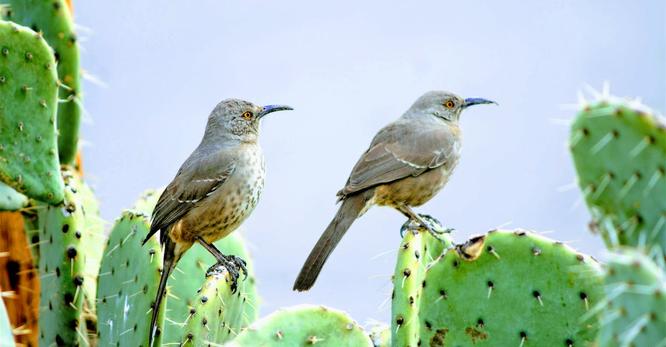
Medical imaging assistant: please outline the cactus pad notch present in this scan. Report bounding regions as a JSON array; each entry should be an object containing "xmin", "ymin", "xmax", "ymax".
[{"xmin": 0, "ymin": 20, "xmax": 62, "ymax": 204}]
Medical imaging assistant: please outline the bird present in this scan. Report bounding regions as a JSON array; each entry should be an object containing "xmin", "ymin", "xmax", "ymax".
[
  {"xmin": 142, "ymin": 99, "xmax": 292, "ymax": 345},
  {"xmin": 293, "ymin": 90, "xmax": 496, "ymax": 291}
]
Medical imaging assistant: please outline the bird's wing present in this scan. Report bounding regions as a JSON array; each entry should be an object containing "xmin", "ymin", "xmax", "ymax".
[
  {"xmin": 144, "ymin": 153, "xmax": 236, "ymax": 245},
  {"xmin": 340, "ymin": 121, "xmax": 458, "ymax": 196}
]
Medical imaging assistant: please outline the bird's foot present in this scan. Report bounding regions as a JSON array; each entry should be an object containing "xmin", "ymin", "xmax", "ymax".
[
  {"xmin": 205, "ymin": 255, "xmax": 248, "ymax": 293},
  {"xmin": 416, "ymin": 214, "xmax": 454, "ymax": 240},
  {"xmin": 400, "ymin": 219, "xmax": 420, "ymax": 237}
]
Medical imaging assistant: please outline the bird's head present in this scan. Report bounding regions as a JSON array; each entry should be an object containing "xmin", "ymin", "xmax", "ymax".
[
  {"xmin": 406, "ymin": 91, "xmax": 496, "ymax": 122},
  {"xmin": 206, "ymin": 99, "xmax": 293, "ymax": 143}
]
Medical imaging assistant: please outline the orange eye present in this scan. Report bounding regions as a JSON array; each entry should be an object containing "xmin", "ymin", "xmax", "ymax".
[
  {"xmin": 444, "ymin": 100, "xmax": 455, "ymax": 109},
  {"xmin": 242, "ymin": 111, "xmax": 254, "ymax": 120}
]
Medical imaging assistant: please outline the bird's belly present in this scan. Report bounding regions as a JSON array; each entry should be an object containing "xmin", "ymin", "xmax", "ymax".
[
  {"xmin": 180, "ymin": 170, "xmax": 264, "ymax": 243},
  {"xmin": 374, "ymin": 167, "xmax": 450, "ymax": 207}
]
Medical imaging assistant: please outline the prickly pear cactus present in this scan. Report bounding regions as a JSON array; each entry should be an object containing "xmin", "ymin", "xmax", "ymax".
[
  {"xmin": 0, "ymin": 21, "xmax": 63, "ymax": 204},
  {"xmin": 131, "ymin": 189, "xmax": 160, "ymax": 218},
  {"xmin": 96, "ymin": 210, "xmax": 163, "ymax": 347},
  {"xmin": 164, "ymin": 233, "xmax": 259, "ymax": 345},
  {"xmin": 37, "ymin": 170, "xmax": 91, "ymax": 345},
  {"xmin": 0, "ymin": 296, "xmax": 14, "ymax": 346},
  {"xmin": 598, "ymin": 249, "xmax": 666, "ymax": 347},
  {"xmin": 391, "ymin": 226, "xmax": 452, "ymax": 346},
  {"xmin": 402, "ymin": 230, "xmax": 604, "ymax": 347},
  {"xmin": 0, "ymin": 182, "xmax": 26, "ymax": 211},
  {"xmin": 227, "ymin": 305, "xmax": 374, "ymax": 347},
  {"xmin": 2, "ymin": 0, "xmax": 82, "ymax": 165},
  {"xmin": 69, "ymin": 171, "xmax": 104, "ymax": 315},
  {"xmin": 570, "ymin": 97, "xmax": 666, "ymax": 262},
  {"xmin": 178, "ymin": 268, "xmax": 254, "ymax": 346},
  {"xmin": 368, "ymin": 322, "xmax": 391, "ymax": 347}
]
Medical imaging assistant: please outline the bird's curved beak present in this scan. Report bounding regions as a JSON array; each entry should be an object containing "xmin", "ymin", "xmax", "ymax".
[
  {"xmin": 258, "ymin": 105, "xmax": 293, "ymax": 119},
  {"xmin": 462, "ymin": 98, "xmax": 498, "ymax": 109}
]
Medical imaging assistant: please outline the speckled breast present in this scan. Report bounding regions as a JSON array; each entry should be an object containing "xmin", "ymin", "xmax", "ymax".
[{"xmin": 182, "ymin": 146, "xmax": 265, "ymax": 243}]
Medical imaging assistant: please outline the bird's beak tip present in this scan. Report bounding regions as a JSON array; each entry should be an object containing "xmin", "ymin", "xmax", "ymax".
[
  {"xmin": 463, "ymin": 97, "xmax": 498, "ymax": 109},
  {"xmin": 259, "ymin": 105, "xmax": 293, "ymax": 118}
]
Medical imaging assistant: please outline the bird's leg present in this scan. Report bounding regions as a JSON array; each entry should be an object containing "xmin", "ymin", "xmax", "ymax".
[
  {"xmin": 196, "ymin": 237, "xmax": 248, "ymax": 292},
  {"xmin": 396, "ymin": 205, "xmax": 447, "ymax": 239}
]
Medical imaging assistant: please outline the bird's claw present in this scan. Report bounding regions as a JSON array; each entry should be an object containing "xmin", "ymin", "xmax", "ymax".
[
  {"xmin": 205, "ymin": 255, "xmax": 248, "ymax": 294},
  {"xmin": 400, "ymin": 214, "xmax": 454, "ymax": 240}
]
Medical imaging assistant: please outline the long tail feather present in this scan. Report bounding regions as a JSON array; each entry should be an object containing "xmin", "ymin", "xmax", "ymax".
[{"xmin": 293, "ymin": 191, "xmax": 371, "ymax": 291}]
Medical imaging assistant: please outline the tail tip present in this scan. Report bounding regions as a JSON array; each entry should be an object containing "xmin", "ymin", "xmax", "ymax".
[{"xmin": 292, "ymin": 278, "xmax": 314, "ymax": 292}]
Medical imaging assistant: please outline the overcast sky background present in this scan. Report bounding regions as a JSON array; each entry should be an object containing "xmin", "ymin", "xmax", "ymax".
[{"xmin": 75, "ymin": 1, "xmax": 664, "ymax": 324}]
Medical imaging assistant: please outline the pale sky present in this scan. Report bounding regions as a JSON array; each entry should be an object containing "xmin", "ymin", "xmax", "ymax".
[{"xmin": 76, "ymin": 1, "xmax": 665, "ymax": 323}]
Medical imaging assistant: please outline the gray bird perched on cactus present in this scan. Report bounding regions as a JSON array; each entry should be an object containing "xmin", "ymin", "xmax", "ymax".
[
  {"xmin": 293, "ymin": 91, "xmax": 496, "ymax": 291},
  {"xmin": 142, "ymin": 99, "xmax": 292, "ymax": 345}
]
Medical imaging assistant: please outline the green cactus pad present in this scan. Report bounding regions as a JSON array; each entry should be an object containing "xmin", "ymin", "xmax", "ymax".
[
  {"xmin": 3, "ymin": 0, "xmax": 82, "ymax": 164},
  {"xmin": 391, "ymin": 226, "xmax": 452, "ymax": 346},
  {"xmin": 131, "ymin": 189, "xmax": 160, "ymax": 218},
  {"xmin": 368, "ymin": 323, "xmax": 390, "ymax": 347},
  {"xmin": 599, "ymin": 250, "xmax": 666, "ymax": 347},
  {"xmin": 178, "ymin": 268, "xmax": 254, "ymax": 346},
  {"xmin": 570, "ymin": 98, "xmax": 666, "ymax": 262},
  {"xmin": 0, "ymin": 20, "xmax": 62, "ymax": 204},
  {"xmin": 96, "ymin": 210, "xmax": 163, "ymax": 347},
  {"xmin": 164, "ymin": 233, "xmax": 259, "ymax": 345},
  {"xmin": 0, "ymin": 181, "xmax": 26, "ymax": 211},
  {"xmin": 0, "ymin": 296, "xmax": 14, "ymax": 346},
  {"xmin": 37, "ymin": 171, "xmax": 90, "ymax": 346},
  {"xmin": 227, "ymin": 305, "xmax": 373, "ymax": 347},
  {"xmin": 64, "ymin": 170, "xmax": 105, "ymax": 322},
  {"xmin": 405, "ymin": 230, "xmax": 604, "ymax": 347}
]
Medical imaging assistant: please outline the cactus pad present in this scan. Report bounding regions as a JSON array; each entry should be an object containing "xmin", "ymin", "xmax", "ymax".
[
  {"xmin": 599, "ymin": 250, "xmax": 666, "ymax": 347},
  {"xmin": 0, "ymin": 20, "xmax": 62, "ymax": 204},
  {"xmin": 227, "ymin": 305, "xmax": 373, "ymax": 347},
  {"xmin": 96, "ymin": 210, "xmax": 163, "ymax": 347},
  {"xmin": 3, "ymin": 0, "xmax": 82, "ymax": 165},
  {"xmin": 163, "ymin": 233, "xmax": 259, "ymax": 345},
  {"xmin": 391, "ymin": 225, "xmax": 453, "ymax": 346},
  {"xmin": 178, "ymin": 268, "xmax": 254, "ymax": 346},
  {"xmin": 368, "ymin": 323, "xmax": 390, "ymax": 347},
  {"xmin": 67, "ymin": 171, "xmax": 104, "ymax": 314},
  {"xmin": 37, "ymin": 171, "xmax": 90, "ymax": 345},
  {"xmin": 394, "ymin": 230, "xmax": 604, "ymax": 346},
  {"xmin": 570, "ymin": 98, "xmax": 666, "ymax": 262},
  {"xmin": 0, "ymin": 182, "xmax": 26, "ymax": 211}
]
